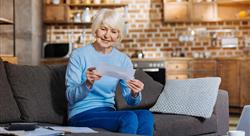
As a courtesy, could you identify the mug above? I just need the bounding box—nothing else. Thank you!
[228,130,245,136]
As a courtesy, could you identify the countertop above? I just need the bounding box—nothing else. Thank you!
[40,56,250,64]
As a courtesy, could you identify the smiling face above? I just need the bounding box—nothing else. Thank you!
[94,24,120,49]
[91,9,125,54]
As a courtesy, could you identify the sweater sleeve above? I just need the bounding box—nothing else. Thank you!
[119,57,141,106]
[65,51,91,105]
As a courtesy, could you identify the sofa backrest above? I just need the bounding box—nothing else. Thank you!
[0,61,22,123]
[1,61,164,124]
[4,62,68,125]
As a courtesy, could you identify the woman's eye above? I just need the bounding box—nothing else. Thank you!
[112,30,118,34]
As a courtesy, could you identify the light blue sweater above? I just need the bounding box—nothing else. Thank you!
[65,44,142,119]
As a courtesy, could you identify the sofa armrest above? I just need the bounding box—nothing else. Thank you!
[214,89,229,135]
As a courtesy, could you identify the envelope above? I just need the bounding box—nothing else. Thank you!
[96,63,135,80]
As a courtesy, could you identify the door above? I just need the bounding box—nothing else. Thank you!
[217,60,240,107]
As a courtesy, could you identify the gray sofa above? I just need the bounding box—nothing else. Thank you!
[0,60,229,136]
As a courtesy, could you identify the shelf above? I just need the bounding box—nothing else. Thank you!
[0,17,13,24]
[44,21,91,25]
[0,56,17,64]
[192,2,217,4]
[68,3,128,7]
[217,17,250,21]
[217,0,250,5]
[163,1,189,4]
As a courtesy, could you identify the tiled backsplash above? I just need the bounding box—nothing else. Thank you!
[45,0,250,58]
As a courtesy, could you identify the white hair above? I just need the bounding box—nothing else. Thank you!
[91,9,125,41]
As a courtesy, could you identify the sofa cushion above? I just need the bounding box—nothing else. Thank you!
[5,63,68,124]
[150,77,221,118]
[115,69,164,110]
[153,113,217,136]
[0,61,21,123]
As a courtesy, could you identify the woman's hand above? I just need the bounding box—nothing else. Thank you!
[86,67,102,89]
[126,79,144,97]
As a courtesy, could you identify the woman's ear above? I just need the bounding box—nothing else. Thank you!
[94,30,98,37]
[117,33,122,42]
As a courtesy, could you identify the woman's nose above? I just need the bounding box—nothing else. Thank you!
[104,30,111,37]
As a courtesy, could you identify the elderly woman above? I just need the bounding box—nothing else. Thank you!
[65,9,154,135]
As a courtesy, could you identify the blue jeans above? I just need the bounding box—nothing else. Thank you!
[68,107,154,136]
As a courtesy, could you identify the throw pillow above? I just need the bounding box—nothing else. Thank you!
[0,61,21,123]
[5,63,68,124]
[150,77,221,118]
[115,69,164,110]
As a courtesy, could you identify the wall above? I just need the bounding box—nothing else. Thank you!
[46,0,250,58]
[15,0,42,65]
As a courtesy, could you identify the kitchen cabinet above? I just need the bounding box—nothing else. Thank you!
[217,0,250,21]
[43,0,128,25]
[166,59,216,79]
[163,0,218,22]
[239,60,250,107]
[166,58,250,113]
[163,1,190,22]
[0,0,15,56]
[191,1,218,21]
[163,0,250,22]
[216,59,250,113]
[166,60,189,79]
[189,59,217,78]
[44,4,70,23]
[217,60,240,108]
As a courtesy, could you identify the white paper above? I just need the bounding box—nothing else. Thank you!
[96,63,135,80]
[0,127,62,136]
[49,126,98,133]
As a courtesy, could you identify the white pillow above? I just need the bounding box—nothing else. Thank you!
[150,77,221,118]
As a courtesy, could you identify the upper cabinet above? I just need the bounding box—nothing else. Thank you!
[217,0,250,21]
[163,0,250,22]
[44,4,70,24]
[191,1,218,21]
[163,1,190,22]
[43,0,128,25]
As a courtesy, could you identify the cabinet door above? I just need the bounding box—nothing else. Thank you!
[191,2,218,21]
[43,4,69,22]
[239,60,250,107]
[217,60,240,107]
[166,60,189,79]
[163,2,189,22]
[189,60,217,78]
[217,1,250,21]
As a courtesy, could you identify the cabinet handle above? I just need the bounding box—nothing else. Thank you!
[220,72,224,76]
[176,65,179,69]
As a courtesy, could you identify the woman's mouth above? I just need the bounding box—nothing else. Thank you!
[101,38,112,43]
